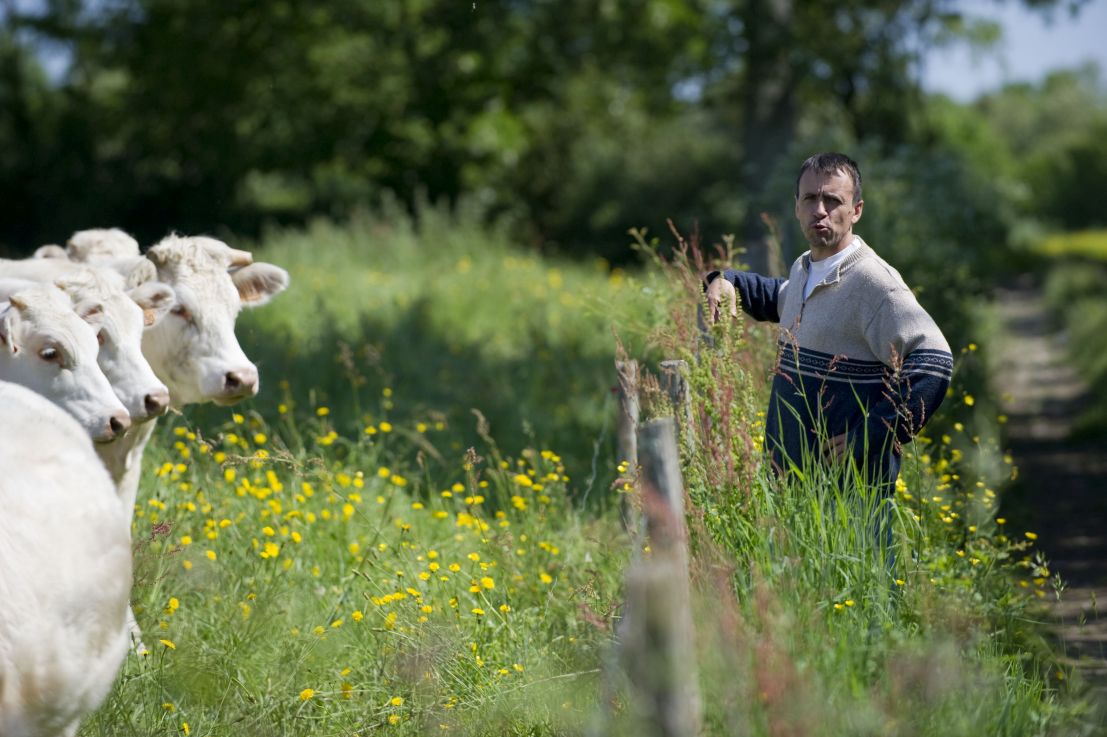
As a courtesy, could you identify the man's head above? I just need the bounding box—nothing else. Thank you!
[794,152,864,255]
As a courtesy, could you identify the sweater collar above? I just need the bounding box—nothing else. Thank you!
[800,236,869,278]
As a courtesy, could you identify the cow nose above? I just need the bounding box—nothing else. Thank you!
[144,389,170,417]
[107,410,132,439]
[224,367,258,396]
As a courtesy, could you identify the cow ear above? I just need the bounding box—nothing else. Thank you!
[226,248,254,268]
[74,299,106,329]
[34,244,68,259]
[232,262,289,307]
[129,281,176,327]
[109,256,157,289]
[0,302,19,354]
[194,236,253,269]
[0,303,15,351]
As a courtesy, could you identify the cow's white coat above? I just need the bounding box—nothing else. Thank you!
[0,382,131,737]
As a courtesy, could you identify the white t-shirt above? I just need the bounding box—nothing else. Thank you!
[804,238,860,300]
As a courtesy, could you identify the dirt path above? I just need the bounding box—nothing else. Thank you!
[993,279,1107,697]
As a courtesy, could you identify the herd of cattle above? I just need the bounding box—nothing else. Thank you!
[0,229,289,737]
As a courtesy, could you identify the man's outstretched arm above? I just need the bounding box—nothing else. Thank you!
[704,269,786,323]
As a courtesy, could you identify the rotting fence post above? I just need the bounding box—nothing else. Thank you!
[659,359,694,454]
[615,359,640,530]
[619,417,702,737]
[615,359,640,469]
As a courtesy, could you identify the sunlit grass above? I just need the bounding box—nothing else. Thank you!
[1035,229,1107,262]
[84,398,623,736]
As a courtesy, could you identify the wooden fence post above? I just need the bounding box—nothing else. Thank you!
[659,359,694,454]
[615,360,640,469]
[618,417,702,737]
[615,359,641,530]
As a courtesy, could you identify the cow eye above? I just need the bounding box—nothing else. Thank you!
[97,330,106,346]
[171,305,192,322]
[39,346,61,363]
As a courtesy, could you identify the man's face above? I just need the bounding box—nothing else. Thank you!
[794,168,863,253]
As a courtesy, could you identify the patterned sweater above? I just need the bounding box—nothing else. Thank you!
[713,238,953,486]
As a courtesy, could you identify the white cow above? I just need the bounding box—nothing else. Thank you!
[0,259,175,424]
[0,381,132,737]
[0,281,131,442]
[89,235,288,651]
[33,228,141,262]
[94,234,289,511]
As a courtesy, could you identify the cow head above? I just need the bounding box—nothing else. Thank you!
[136,235,289,408]
[53,268,175,423]
[0,281,131,442]
[66,228,142,263]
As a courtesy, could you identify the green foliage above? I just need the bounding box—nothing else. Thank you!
[969,65,1107,230]
[2,0,1092,266]
[1,0,717,251]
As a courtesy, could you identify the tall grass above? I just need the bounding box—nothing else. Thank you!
[606,231,1099,735]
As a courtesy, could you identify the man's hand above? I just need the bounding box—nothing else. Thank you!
[823,433,850,461]
[705,276,738,323]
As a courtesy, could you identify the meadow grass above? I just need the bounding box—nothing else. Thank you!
[78,212,1103,735]
[220,201,675,496]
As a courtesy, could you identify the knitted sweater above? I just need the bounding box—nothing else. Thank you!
[715,238,953,485]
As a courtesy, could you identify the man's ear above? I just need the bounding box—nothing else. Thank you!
[129,281,176,327]
[232,263,290,307]
[852,198,864,224]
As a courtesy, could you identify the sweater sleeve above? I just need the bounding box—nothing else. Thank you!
[707,269,786,323]
[854,290,954,449]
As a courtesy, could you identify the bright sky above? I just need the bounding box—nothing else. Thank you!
[921,0,1107,100]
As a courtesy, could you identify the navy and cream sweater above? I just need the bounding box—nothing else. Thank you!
[715,238,953,486]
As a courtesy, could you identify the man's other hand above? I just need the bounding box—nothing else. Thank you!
[705,276,738,323]
[823,433,850,461]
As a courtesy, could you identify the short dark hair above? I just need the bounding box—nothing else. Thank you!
[795,152,862,204]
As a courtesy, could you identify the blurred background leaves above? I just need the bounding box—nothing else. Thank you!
[2,0,1103,268]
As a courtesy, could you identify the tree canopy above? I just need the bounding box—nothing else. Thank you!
[0,0,1102,262]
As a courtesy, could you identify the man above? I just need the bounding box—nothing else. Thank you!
[705,152,953,491]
